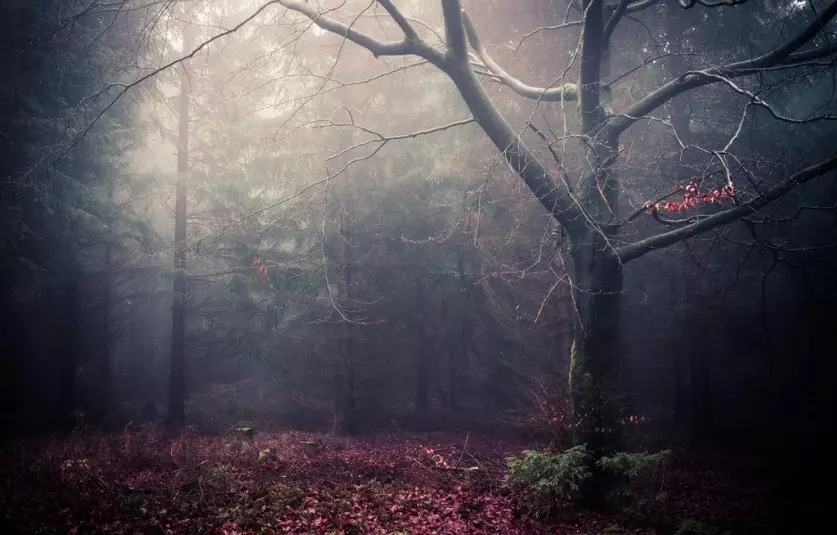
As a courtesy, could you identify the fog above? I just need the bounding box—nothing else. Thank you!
[1,1,835,533]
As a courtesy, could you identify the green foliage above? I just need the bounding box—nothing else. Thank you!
[204,463,234,491]
[676,519,716,535]
[257,448,275,461]
[505,445,592,508]
[597,450,671,479]
[598,450,671,514]
[506,447,671,515]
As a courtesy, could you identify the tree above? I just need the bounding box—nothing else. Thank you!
[166,17,195,429]
[0,0,151,431]
[267,0,837,503]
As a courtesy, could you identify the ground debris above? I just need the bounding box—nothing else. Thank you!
[1,431,772,534]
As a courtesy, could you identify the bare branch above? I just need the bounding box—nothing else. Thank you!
[746,204,837,224]
[527,123,566,173]
[614,187,685,226]
[506,0,658,52]
[363,12,445,44]
[512,21,581,51]
[319,117,476,162]
[462,11,579,101]
[607,0,837,137]
[702,71,837,124]
[376,0,418,40]
[278,0,416,58]
[617,153,837,262]
[441,0,467,65]
[626,0,660,13]
[603,0,630,46]
[678,0,747,8]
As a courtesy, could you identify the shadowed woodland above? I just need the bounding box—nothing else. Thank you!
[1,1,836,533]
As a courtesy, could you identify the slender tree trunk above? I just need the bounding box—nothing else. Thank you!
[57,273,81,429]
[455,313,474,405]
[166,25,193,429]
[689,313,712,444]
[0,291,24,435]
[662,4,716,442]
[95,182,114,423]
[416,347,430,413]
[455,251,473,404]
[673,340,687,424]
[448,344,458,409]
[415,281,430,413]
[438,295,458,409]
[337,209,357,434]
[127,307,141,399]
[665,281,688,424]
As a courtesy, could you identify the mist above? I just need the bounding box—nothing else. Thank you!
[1,1,835,533]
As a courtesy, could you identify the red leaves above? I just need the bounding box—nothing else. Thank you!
[4,431,776,535]
[251,256,268,281]
[647,180,736,215]
[423,447,454,470]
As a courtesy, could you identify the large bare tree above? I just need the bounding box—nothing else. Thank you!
[269,0,836,457]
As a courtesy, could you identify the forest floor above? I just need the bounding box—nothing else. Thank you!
[0,428,774,535]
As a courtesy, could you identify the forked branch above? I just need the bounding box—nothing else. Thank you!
[277,0,443,63]
[462,11,579,101]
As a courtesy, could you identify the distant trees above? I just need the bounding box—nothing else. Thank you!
[0,0,156,431]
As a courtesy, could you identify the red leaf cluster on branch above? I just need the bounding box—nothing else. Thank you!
[251,256,268,280]
[645,181,735,214]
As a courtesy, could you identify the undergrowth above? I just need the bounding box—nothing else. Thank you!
[506,446,671,517]
[0,430,772,534]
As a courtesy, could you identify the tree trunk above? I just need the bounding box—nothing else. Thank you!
[660,5,715,442]
[337,209,357,434]
[673,342,687,424]
[415,281,430,413]
[95,182,114,423]
[166,24,193,429]
[416,347,430,413]
[439,294,458,410]
[57,274,81,429]
[127,308,141,399]
[0,292,25,435]
[567,234,623,509]
[567,1,625,507]
[448,344,458,409]
[569,237,623,452]
[689,317,712,445]
[663,2,699,430]
[455,250,473,405]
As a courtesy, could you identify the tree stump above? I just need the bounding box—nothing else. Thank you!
[233,426,255,440]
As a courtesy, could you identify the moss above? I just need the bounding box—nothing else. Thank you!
[569,339,594,400]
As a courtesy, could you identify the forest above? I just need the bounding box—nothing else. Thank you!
[0,0,835,533]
